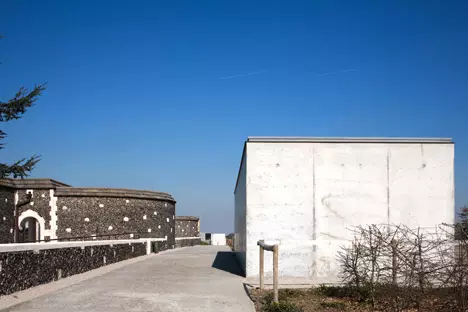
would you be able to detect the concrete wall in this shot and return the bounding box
[211,233,226,246]
[0,239,168,296]
[0,187,14,243]
[238,140,455,284]
[234,149,247,272]
[175,216,200,238]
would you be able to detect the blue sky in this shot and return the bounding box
[1,1,467,232]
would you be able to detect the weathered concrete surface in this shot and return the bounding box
[235,138,454,283]
[1,246,254,312]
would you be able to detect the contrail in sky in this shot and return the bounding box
[313,68,357,77]
[220,70,268,80]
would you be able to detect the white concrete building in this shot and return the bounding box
[234,137,455,285]
[211,233,227,246]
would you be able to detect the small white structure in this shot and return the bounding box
[210,233,226,246]
[234,137,455,284]
[200,232,211,244]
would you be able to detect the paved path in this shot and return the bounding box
[2,246,254,312]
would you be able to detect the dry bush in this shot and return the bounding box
[338,224,468,311]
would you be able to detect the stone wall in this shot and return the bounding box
[175,238,201,248]
[16,188,55,239]
[0,239,170,296]
[0,179,70,243]
[55,188,176,248]
[0,179,178,247]
[0,187,14,244]
[175,216,199,238]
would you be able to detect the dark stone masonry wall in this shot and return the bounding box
[152,239,169,252]
[17,188,53,231]
[0,179,70,243]
[55,188,176,248]
[0,241,151,296]
[175,216,200,238]
[0,179,179,248]
[0,187,14,244]
[176,238,201,248]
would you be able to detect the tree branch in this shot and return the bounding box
[0,84,46,122]
[0,155,40,178]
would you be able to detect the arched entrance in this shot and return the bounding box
[19,217,40,243]
[18,210,46,243]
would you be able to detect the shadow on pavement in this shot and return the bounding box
[211,251,244,277]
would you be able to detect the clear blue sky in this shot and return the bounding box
[1,1,467,232]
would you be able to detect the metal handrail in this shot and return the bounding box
[257,239,279,303]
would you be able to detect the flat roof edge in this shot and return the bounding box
[55,187,176,202]
[247,137,453,144]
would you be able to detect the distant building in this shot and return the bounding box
[200,232,211,244]
[234,137,455,284]
[211,233,226,246]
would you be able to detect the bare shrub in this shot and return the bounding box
[338,223,468,311]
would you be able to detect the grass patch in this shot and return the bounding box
[319,301,346,310]
[261,289,304,304]
[262,301,304,312]
[251,287,371,312]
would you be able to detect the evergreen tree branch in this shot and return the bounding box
[0,84,46,122]
[0,155,40,179]
[0,35,45,179]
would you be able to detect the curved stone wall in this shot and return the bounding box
[55,188,176,248]
[175,216,200,238]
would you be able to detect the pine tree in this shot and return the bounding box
[1,36,46,178]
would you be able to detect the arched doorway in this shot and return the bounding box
[19,217,41,243]
[18,210,46,243]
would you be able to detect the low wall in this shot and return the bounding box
[0,238,167,296]
[175,216,199,238]
[175,237,201,248]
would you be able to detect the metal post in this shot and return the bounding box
[259,245,264,289]
[273,244,279,303]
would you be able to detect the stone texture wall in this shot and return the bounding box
[56,191,176,248]
[16,188,54,234]
[0,187,15,243]
[175,238,201,248]
[175,216,199,238]
[0,180,177,247]
[152,240,169,252]
[0,241,149,296]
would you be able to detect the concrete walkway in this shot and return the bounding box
[1,246,254,312]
